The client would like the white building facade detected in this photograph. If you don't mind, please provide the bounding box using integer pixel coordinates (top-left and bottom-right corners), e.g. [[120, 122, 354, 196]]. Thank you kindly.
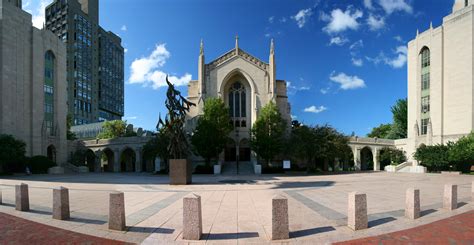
[[393, 0, 474, 172], [186, 38, 291, 166]]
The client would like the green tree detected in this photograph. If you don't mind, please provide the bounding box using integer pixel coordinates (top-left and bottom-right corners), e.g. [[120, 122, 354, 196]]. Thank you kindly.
[[414, 144, 451, 172], [448, 132, 474, 173], [250, 102, 287, 166], [0, 134, 26, 173], [191, 98, 232, 166], [367, 124, 392, 138], [388, 98, 407, 139], [66, 114, 77, 140], [379, 147, 407, 169], [97, 120, 127, 139]]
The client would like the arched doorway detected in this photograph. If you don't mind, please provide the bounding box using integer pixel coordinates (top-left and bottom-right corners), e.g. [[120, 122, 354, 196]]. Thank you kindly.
[[85, 150, 97, 172], [101, 148, 115, 172], [47, 145, 56, 163], [360, 147, 374, 170], [120, 148, 136, 172], [239, 138, 251, 162], [224, 139, 237, 162]]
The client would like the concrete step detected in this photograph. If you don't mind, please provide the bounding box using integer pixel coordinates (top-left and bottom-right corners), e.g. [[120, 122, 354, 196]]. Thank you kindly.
[[221, 162, 254, 175]]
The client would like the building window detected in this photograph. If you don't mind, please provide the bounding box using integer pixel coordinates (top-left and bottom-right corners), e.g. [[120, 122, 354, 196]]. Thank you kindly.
[[421, 48, 430, 68], [228, 82, 247, 127], [421, 118, 429, 135], [421, 73, 430, 90], [421, 96, 430, 113], [44, 51, 55, 136]]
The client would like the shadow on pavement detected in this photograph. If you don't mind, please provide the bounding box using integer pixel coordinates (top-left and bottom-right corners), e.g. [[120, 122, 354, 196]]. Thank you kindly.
[[271, 181, 334, 189], [127, 227, 174, 234], [204, 232, 259, 240], [421, 209, 437, 217], [70, 217, 107, 225], [290, 226, 336, 238], [368, 217, 397, 228]]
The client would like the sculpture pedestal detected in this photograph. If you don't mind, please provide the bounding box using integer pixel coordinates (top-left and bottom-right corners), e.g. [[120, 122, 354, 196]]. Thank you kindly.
[[169, 159, 192, 185]]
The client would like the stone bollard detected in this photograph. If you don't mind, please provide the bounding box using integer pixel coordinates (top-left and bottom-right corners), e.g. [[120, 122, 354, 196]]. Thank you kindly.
[[108, 192, 126, 231], [271, 195, 289, 240], [15, 183, 29, 211], [405, 188, 420, 219], [182, 193, 202, 240], [348, 192, 368, 230], [443, 184, 457, 210], [53, 187, 70, 220]]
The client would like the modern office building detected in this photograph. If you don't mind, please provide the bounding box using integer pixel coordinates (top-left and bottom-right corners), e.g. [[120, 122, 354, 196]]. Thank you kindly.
[[0, 0, 67, 164], [45, 0, 124, 125]]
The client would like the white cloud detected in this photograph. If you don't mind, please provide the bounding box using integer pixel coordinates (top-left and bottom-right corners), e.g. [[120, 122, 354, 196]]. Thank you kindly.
[[378, 0, 413, 14], [121, 25, 127, 31], [292, 8, 313, 28], [304, 105, 328, 114], [23, 0, 51, 29], [352, 58, 364, 67], [330, 72, 366, 90], [287, 81, 310, 94], [364, 0, 375, 10], [394, 35, 404, 42], [280, 17, 288, 23], [322, 8, 363, 33], [291, 114, 298, 120], [124, 116, 138, 120], [129, 44, 192, 89], [367, 45, 407, 68], [350, 40, 364, 50], [329, 36, 349, 46], [367, 14, 385, 31], [124, 48, 129, 53], [268, 16, 275, 23], [320, 88, 330, 94]]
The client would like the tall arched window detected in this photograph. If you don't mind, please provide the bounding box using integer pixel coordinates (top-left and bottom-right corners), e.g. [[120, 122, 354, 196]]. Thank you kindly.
[[228, 82, 247, 127], [420, 47, 430, 135], [45, 51, 55, 136]]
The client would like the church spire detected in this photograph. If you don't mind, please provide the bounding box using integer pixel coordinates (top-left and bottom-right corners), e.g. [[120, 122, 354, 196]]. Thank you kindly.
[[235, 35, 239, 52], [270, 39, 275, 55], [200, 39, 204, 55]]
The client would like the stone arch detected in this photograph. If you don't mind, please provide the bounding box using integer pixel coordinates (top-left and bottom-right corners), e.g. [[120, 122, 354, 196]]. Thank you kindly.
[[101, 148, 115, 172], [360, 146, 374, 171], [219, 68, 257, 97], [120, 147, 136, 172], [47, 144, 57, 163], [85, 149, 97, 172]]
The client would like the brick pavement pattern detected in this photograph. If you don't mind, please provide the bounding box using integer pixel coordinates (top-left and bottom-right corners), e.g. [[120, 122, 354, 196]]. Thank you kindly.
[[336, 210, 474, 245], [0, 212, 130, 245]]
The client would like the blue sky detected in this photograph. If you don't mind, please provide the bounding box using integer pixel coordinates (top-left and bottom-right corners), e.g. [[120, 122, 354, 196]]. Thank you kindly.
[[25, 0, 453, 136]]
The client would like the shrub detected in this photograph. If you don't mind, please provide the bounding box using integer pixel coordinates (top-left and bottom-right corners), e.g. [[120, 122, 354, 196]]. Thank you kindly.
[[0, 134, 26, 174], [379, 147, 407, 169], [448, 133, 474, 173], [262, 166, 285, 174], [414, 144, 451, 172], [28, 156, 57, 174]]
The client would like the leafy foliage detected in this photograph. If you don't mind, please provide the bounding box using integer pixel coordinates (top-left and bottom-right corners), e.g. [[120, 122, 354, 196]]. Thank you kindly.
[[191, 98, 232, 166], [0, 134, 26, 173], [414, 144, 451, 172], [447, 133, 474, 173], [367, 124, 392, 138], [379, 147, 407, 169], [250, 102, 287, 166], [290, 125, 352, 171], [157, 78, 195, 159], [28, 156, 57, 174], [143, 129, 171, 163], [97, 120, 127, 139], [66, 114, 77, 140]]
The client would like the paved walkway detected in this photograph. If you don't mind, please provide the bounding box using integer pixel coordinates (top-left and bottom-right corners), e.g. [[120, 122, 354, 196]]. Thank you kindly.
[[0, 212, 130, 244], [0, 172, 472, 244], [336, 210, 474, 244]]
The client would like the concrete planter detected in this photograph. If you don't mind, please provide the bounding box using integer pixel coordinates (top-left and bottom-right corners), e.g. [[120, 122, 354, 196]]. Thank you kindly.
[[254, 165, 262, 175], [169, 159, 192, 185], [385, 165, 396, 172], [77, 166, 89, 173], [213, 165, 221, 175]]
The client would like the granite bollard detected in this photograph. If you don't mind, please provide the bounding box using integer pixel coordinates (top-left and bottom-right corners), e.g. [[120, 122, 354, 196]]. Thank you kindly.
[[348, 192, 368, 230], [53, 187, 70, 220], [108, 192, 126, 231], [15, 183, 29, 211], [182, 193, 202, 240], [443, 184, 457, 210], [271, 195, 289, 240], [405, 188, 420, 219]]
